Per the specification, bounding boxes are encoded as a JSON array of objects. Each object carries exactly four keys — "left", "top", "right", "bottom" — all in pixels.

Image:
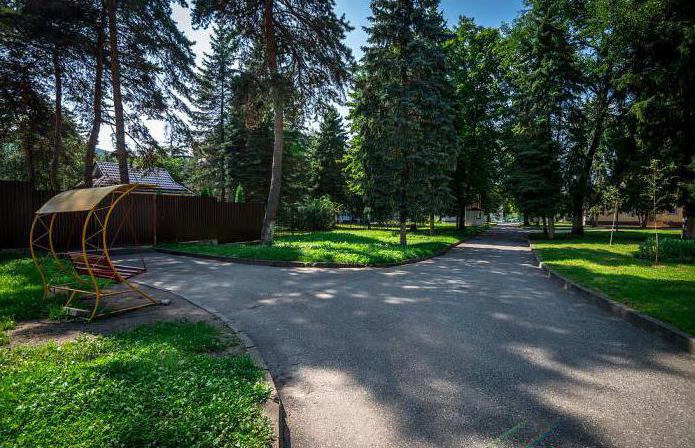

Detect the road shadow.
[{"left": 134, "top": 226, "right": 695, "bottom": 448}]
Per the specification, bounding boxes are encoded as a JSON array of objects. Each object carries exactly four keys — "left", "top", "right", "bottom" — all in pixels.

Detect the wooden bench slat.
[{"left": 64, "top": 252, "right": 145, "bottom": 280}]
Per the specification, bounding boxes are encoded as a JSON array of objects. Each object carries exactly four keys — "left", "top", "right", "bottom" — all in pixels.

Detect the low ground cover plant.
[
  {"left": 637, "top": 236, "right": 695, "bottom": 262},
  {"left": 0, "top": 321, "right": 272, "bottom": 447}
]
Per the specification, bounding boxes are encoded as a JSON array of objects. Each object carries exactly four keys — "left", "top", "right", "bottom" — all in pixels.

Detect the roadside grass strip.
[{"left": 531, "top": 228, "right": 695, "bottom": 335}]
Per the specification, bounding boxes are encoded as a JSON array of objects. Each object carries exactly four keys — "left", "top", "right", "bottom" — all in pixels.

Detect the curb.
[
  {"left": 154, "top": 237, "right": 477, "bottom": 269},
  {"left": 526, "top": 240, "right": 695, "bottom": 355},
  {"left": 136, "top": 282, "right": 290, "bottom": 447}
]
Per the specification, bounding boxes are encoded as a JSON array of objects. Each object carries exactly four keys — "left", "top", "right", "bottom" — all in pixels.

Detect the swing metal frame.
[{"left": 29, "top": 184, "right": 159, "bottom": 320}]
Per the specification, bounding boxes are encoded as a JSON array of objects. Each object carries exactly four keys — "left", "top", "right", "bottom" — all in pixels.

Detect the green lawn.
[
  {"left": 0, "top": 321, "right": 272, "bottom": 447},
  {"left": 0, "top": 254, "right": 67, "bottom": 323},
  {"left": 530, "top": 228, "right": 695, "bottom": 335},
  {"left": 160, "top": 226, "right": 486, "bottom": 265}
]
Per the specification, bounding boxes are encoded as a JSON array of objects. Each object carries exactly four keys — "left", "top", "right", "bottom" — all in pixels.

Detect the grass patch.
[
  {"left": 160, "top": 226, "right": 486, "bottom": 265},
  {"left": 0, "top": 253, "right": 74, "bottom": 322},
  {"left": 0, "top": 321, "right": 272, "bottom": 447},
  {"left": 0, "top": 253, "right": 70, "bottom": 344},
  {"left": 530, "top": 228, "right": 695, "bottom": 335}
]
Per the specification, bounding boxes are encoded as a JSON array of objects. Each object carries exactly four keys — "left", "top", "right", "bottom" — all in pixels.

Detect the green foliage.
[
  {"left": 612, "top": 0, "right": 695, "bottom": 220},
  {"left": 506, "top": 0, "right": 581, "bottom": 219},
  {"left": 161, "top": 227, "right": 485, "bottom": 265},
  {"left": 311, "top": 106, "right": 350, "bottom": 206},
  {"left": 639, "top": 159, "right": 678, "bottom": 218},
  {"left": 350, "top": 0, "right": 458, "bottom": 240},
  {"left": 0, "top": 322, "right": 272, "bottom": 447},
  {"left": 191, "top": 22, "right": 240, "bottom": 200},
  {"left": 446, "top": 16, "right": 506, "bottom": 216},
  {"left": 234, "top": 183, "right": 245, "bottom": 203},
  {"left": 531, "top": 228, "right": 694, "bottom": 334},
  {"left": 637, "top": 237, "right": 695, "bottom": 263},
  {"left": 0, "top": 316, "right": 15, "bottom": 346},
  {"left": 293, "top": 196, "right": 339, "bottom": 232},
  {"left": 0, "top": 254, "right": 67, "bottom": 322}
]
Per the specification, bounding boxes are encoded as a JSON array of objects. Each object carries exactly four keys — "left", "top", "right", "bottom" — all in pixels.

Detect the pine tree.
[
  {"left": 106, "top": 0, "right": 196, "bottom": 181},
  {"left": 1, "top": 0, "right": 96, "bottom": 190},
  {"left": 351, "top": 0, "right": 457, "bottom": 245},
  {"left": 193, "top": 0, "right": 354, "bottom": 244},
  {"left": 506, "top": 0, "right": 581, "bottom": 238},
  {"left": 312, "top": 106, "right": 348, "bottom": 205}
]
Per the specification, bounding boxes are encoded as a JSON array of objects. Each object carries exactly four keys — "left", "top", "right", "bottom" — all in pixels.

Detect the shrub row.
[{"left": 637, "top": 236, "right": 695, "bottom": 262}]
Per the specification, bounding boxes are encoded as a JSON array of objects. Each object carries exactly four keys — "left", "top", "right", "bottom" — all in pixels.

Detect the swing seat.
[{"left": 66, "top": 252, "right": 146, "bottom": 281}]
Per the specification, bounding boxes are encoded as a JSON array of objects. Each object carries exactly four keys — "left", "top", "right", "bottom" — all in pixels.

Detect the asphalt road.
[{"left": 135, "top": 226, "right": 695, "bottom": 448}]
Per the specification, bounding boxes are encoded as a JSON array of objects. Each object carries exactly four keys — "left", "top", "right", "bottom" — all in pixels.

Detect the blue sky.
[
  {"left": 100, "top": 0, "right": 524, "bottom": 151},
  {"left": 336, "top": 0, "right": 524, "bottom": 60}
]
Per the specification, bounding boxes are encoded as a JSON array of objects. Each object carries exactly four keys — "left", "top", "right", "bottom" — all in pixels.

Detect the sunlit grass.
[
  {"left": 0, "top": 321, "right": 272, "bottom": 447},
  {"left": 531, "top": 228, "right": 695, "bottom": 334},
  {"left": 160, "top": 227, "right": 485, "bottom": 265}
]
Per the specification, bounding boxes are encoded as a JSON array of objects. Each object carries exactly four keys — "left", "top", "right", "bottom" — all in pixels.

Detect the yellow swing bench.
[{"left": 29, "top": 184, "right": 163, "bottom": 320}]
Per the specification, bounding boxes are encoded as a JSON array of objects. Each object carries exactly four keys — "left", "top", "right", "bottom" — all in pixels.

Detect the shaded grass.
[
  {"left": 0, "top": 253, "right": 67, "bottom": 322},
  {"left": 0, "top": 321, "right": 272, "bottom": 447},
  {"left": 160, "top": 226, "right": 486, "bottom": 265},
  {"left": 0, "top": 253, "right": 75, "bottom": 345},
  {"left": 530, "top": 228, "right": 695, "bottom": 335}
]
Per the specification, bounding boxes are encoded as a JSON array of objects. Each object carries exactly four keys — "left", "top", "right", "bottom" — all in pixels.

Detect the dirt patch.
[{"left": 7, "top": 284, "right": 240, "bottom": 351}]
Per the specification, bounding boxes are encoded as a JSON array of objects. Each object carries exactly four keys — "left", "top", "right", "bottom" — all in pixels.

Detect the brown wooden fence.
[{"left": 0, "top": 181, "right": 264, "bottom": 249}]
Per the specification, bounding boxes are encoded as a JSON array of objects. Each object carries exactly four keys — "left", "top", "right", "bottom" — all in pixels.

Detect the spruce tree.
[
  {"left": 506, "top": 0, "right": 581, "bottom": 238},
  {"left": 312, "top": 106, "right": 349, "bottom": 205},
  {"left": 193, "top": 21, "right": 240, "bottom": 200},
  {"left": 351, "top": 0, "right": 457, "bottom": 245}
]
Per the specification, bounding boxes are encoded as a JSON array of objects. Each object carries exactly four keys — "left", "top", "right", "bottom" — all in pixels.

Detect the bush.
[
  {"left": 294, "top": 196, "right": 339, "bottom": 231},
  {"left": 636, "top": 236, "right": 695, "bottom": 262}
]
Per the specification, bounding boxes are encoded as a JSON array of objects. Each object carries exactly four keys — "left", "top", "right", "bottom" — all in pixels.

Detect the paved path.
[{"left": 135, "top": 226, "right": 694, "bottom": 447}]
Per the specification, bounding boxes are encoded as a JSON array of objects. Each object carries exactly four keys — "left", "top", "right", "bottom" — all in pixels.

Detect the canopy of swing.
[{"left": 36, "top": 184, "right": 130, "bottom": 214}]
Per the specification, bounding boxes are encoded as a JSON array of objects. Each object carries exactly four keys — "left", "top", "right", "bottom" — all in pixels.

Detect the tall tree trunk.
[
  {"left": 22, "top": 123, "right": 35, "bottom": 189},
  {"left": 548, "top": 216, "right": 555, "bottom": 240},
  {"left": 523, "top": 214, "right": 530, "bottom": 226},
  {"left": 260, "top": 0, "right": 283, "bottom": 245},
  {"left": 399, "top": 212, "right": 407, "bottom": 246},
  {"left": 571, "top": 79, "right": 610, "bottom": 235},
  {"left": 683, "top": 206, "right": 694, "bottom": 239},
  {"left": 107, "top": 0, "right": 129, "bottom": 183},
  {"left": 84, "top": 3, "right": 106, "bottom": 188},
  {"left": 542, "top": 216, "right": 548, "bottom": 235},
  {"left": 429, "top": 213, "right": 434, "bottom": 236},
  {"left": 50, "top": 47, "right": 63, "bottom": 191}
]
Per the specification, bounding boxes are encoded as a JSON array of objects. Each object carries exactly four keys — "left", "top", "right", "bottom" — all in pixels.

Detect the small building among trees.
[{"left": 82, "top": 161, "right": 193, "bottom": 195}]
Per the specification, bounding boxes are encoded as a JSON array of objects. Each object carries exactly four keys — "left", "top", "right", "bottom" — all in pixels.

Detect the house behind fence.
[{"left": 0, "top": 181, "right": 264, "bottom": 249}]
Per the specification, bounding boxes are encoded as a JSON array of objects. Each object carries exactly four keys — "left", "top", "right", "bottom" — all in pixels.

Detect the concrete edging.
[
  {"left": 154, "top": 238, "right": 470, "bottom": 269},
  {"left": 527, "top": 240, "right": 695, "bottom": 355},
  {"left": 136, "top": 282, "right": 290, "bottom": 447}
]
